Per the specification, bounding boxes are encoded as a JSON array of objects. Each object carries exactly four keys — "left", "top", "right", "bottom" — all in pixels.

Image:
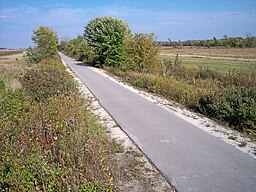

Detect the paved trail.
[{"left": 60, "top": 53, "right": 256, "bottom": 192}]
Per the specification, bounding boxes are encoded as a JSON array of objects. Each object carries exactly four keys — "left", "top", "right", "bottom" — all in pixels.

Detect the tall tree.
[
  {"left": 84, "top": 16, "right": 131, "bottom": 67},
  {"left": 32, "top": 26, "right": 58, "bottom": 59}
]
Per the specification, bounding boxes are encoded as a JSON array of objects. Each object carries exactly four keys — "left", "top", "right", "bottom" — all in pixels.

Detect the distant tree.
[
  {"left": 31, "top": 26, "right": 58, "bottom": 59},
  {"left": 64, "top": 36, "right": 83, "bottom": 58},
  {"left": 84, "top": 16, "right": 131, "bottom": 67},
  {"left": 59, "top": 36, "right": 70, "bottom": 51},
  {"left": 213, "top": 37, "right": 219, "bottom": 47},
  {"left": 178, "top": 40, "right": 183, "bottom": 47},
  {"left": 245, "top": 33, "right": 253, "bottom": 48},
  {"left": 222, "top": 35, "right": 229, "bottom": 48}
]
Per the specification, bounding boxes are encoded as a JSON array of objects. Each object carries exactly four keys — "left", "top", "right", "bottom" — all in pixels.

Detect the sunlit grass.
[{"left": 160, "top": 55, "right": 256, "bottom": 74}]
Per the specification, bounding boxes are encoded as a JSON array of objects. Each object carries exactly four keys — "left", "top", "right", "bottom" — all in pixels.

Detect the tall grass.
[
  {"left": 105, "top": 56, "right": 256, "bottom": 135},
  {"left": 0, "top": 59, "right": 119, "bottom": 191}
]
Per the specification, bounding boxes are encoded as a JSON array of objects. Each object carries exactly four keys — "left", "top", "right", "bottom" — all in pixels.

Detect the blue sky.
[{"left": 0, "top": 0, "right": 256, "bottom": 48}]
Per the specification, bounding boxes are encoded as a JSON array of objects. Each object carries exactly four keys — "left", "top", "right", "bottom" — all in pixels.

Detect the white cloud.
[{"left": 0, "top": 15, "right": 8, "bottom": 19}]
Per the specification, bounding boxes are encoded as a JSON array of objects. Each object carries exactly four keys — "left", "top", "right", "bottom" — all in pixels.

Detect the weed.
[
  {"left": 238, "top": 141, "right": 247, "bottom": 147},
  {"left": 1, "top": 58, "right": 120, "bottom": 191},
  {"left": 228, "top": 135, "right": 237, "bottom": 140}
]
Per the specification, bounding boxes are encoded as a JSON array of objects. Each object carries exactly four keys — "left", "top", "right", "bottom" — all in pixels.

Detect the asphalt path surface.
[{"left": 60, "top": 53, "right": 256, "bottom": 192}]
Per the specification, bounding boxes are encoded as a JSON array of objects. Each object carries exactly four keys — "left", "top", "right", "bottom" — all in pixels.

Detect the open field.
[
  {"left": 0, "top": 52, "right": 26, "bottom": 91},
  {"left": 161, "top": 47, "right": 256, "bottom": 59},
  {"left": 0, "top": 49, "right": 23, "bottom": 57},
  {"left": 160, "top": 54, "right": 256, "bottom": 74}
]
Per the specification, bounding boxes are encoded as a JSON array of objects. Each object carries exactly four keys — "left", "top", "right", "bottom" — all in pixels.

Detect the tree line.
[
  {"left": 60, "top": 16, "right": 159, "bottom": 72},
  {"left": 159, "top": 34, "right": 256, "bottom": 48}
]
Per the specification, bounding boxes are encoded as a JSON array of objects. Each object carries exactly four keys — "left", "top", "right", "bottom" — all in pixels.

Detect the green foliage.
[
  {"left": 0, "top": 90, "right": 23, "bottom": 118},
  {"left": 31, "top": 26, "right": 59, "bottom": 59},
  {"left": 106, "top": 62, "right": 256, "bottom": 132},
  {"left": 77, "top": 39, "right": 95, "bottom": 63},
  {"left": 64, "top": 36, "right": 95, "bottom": 63},
  {"left": 0, "top": 80, "right": 5, "bottom": 93},
  {"left": 195, "top": 87, "right": 256, "bottom": 131},
  {"left": 123, "top": 33, "right": 159, "bottom": 72},
  {"left": 25, "top": 47, "right": 43, "bottom": 63},
  {"left": 1, "top": 59, "right": 118, "bottom": 191},
  {"left": 20, "top": 63, "right": 76, "bottom": 101},
  {"left": 84, "top": 16, "right": 131, "bottom": 66}
]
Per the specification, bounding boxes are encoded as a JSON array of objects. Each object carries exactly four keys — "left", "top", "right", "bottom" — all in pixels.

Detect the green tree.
[
  {"left": 59, "top": 36, "right": 70, "bottom": 51},
  {"left": 84, "top": 16, "right": 131, "bottom": 67},
  {"left": 245, "top": 33, "right": 253, "bottom": 48},
  {"left": 31, "top": 26, "right": 58, "bottom": 59},
  {"left": 213, "top": 37, "right": 219, "bottom": 47},
  {"left": 222, "top": 35, "right": 229, "bottom": 48},
  {"left": 123, "top": 33, "right": 159, "bottom": 72},
  {"left": 64, "top": 36, "right": 84, "bottom": 59}
]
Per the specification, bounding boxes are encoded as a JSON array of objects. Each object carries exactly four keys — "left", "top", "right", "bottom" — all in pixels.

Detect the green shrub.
[
  {"left": 123, "top": 33, "right": 159, "bottom": 72},
  {"left": 63, "top": 36, "right": 96, "bottom": 64},
  {"left": 84, "top": 16, "right": 131, "bottom": 67},
  {"left": 0, "top": 80, "right": 5, "bottom": 91},
  {"left": 0, "top": 90, "right": 23, "bottom": 118},
  {"left": 1, "top": 57, "right": 118, "bottom": 191},
  {"left": 195, "top": 87, "right": 256, "bottom": 131},
  {"left": 25, "top": 47, "right": 43, "bottom": 63},
  {"left": 0, "top": 80, "right": 5, "bottom": 98},
  {"left": 77, "top": 39, "right": 95, "bottom": 63},
  {"left": 20, "top": 67, "right": 76, "bottom": 101}
]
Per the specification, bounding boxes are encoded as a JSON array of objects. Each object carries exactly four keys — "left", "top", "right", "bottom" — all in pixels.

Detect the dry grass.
[
  {"left": 0, "top": 52, "right": 26, "bottom": 91},
  {"left": 161, "top": 46, "right": 256, "bottom": 60},
  {"left": 0, "top": 49, "right": 23, "bottom": 57},
  {"left": 160, "top": 55, "right": 256, "bottom": 74}
]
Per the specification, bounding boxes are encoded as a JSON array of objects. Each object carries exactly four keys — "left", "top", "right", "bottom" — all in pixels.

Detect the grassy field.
[
  {"left": 0, "top": 49, "right": 23, "bottom": 57},
  {"left": 160, "top": 54, "right": 256, "bottom": 74},
  {"left": 161, "top": 46, "right": 256, "bottom": 59}
]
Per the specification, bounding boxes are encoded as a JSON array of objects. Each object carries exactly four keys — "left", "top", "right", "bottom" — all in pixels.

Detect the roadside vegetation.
[
  {"left": 63, "top": 16, "right": 256, "bottom": 138},
  {"left": 1, "top": 26, "right": 169, "bottom": 191}
]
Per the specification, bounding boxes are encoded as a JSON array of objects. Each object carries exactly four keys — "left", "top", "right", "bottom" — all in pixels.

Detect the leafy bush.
[
  {"left": 0, "top": 90, "right": 23, "bottom": 118},
  {"left": 84, "top": 16, "right": 131, "bottom": 67},
  {"left": 63, "top": 36, "right": 95, "bottom": 64},
  {"left": 20, "top": 65, "right": 76, "bottom": 101},
  {"left": 106, "top": 66, "right": 255, "bottom": 133},
  {"left": 123, "top": 33, "right": 159, "bottom": 72},
  {"left": 25, "top": 47, "right": 43, "bottom": 63},
  {"left": 1, "top": 58, "right": 118, "bottom": 191},
  {"left": 195, "top": 87, "right": 256, "bottom": 131},
  {"left": 0, "top": 80, "right": 5, "bottom": 95},
  {"left": 77, "top": 39, "right": 95, "bottom": 63}
]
